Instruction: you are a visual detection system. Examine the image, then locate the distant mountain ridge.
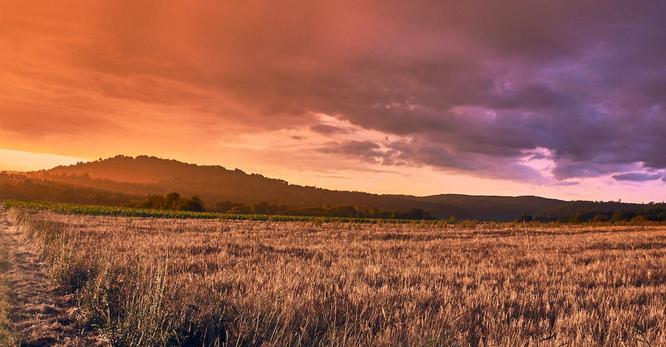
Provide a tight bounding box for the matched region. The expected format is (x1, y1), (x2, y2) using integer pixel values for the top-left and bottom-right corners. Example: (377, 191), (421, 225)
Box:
(18, 155), (664, 221)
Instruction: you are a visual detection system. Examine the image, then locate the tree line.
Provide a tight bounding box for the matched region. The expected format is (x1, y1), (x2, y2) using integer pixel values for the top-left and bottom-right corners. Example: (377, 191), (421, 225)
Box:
(126, 193), (435, 219)
(126, 193), (205, 212)
(212, 200), (434, 219)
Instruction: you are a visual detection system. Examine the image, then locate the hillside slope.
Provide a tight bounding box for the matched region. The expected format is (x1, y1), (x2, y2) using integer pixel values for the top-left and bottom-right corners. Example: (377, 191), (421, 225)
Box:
(39, 156), (470, 218)
(29, 155), (664, 221)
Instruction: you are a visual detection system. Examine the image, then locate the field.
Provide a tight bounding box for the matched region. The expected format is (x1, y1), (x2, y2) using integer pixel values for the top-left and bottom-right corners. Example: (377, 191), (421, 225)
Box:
(3, 206), (666, 346)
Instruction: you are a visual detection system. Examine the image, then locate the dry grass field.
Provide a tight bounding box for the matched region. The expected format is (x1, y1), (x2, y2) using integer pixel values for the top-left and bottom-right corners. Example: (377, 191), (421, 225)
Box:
(0, 238), (18, 346)
(5, 208), (666, 346)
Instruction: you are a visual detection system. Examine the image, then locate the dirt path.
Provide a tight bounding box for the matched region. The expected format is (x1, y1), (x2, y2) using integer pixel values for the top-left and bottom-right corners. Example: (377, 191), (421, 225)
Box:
(0, 207), (105, 346)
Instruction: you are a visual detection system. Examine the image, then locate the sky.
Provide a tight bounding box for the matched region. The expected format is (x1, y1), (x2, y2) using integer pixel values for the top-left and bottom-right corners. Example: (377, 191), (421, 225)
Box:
(1, 1), (666, 202)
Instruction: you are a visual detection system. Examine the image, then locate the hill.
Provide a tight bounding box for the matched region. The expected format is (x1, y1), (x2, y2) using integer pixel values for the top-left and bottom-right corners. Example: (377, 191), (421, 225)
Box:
(36, 155), (468, 218)
(0, 172), (138, 206)
(17, 155), (666, 221)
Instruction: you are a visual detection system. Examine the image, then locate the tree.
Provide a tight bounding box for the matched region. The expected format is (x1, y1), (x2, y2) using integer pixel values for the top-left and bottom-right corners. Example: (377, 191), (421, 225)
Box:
(215, 201), (235, 213)
(253, 201), (274, 214)
(611, 211), (623, 222)
(180, 196), (204, 212)
(165, 192), (182, 210)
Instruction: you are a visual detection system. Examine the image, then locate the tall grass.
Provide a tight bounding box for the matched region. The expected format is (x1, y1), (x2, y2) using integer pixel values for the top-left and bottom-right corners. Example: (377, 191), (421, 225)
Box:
(0, 239), (18, 346)
(8, 207), (666, 345)
(10, 208), (227, 346)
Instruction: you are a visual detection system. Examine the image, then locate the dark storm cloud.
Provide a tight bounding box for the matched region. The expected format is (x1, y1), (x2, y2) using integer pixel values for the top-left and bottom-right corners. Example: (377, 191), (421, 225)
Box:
(319, 141), (406, 166)
(322, 138), (545, 181)
(3, 1), (666, 182)
(304, 1), (666, 182)
(310, 124), (351, 136)
(613, 172), (663, 182)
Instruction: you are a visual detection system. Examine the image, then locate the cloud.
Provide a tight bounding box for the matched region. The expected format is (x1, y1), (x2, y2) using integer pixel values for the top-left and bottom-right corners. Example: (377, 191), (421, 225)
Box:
(322, 139), (546, 182)
(319, 141), (403, 166)
(310, 124), (351, 136)
(613, 172), (663, 182)
(2, 1), (666, 183)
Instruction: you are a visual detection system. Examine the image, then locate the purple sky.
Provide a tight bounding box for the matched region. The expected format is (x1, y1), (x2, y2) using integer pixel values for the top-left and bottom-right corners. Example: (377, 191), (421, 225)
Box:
(1, 1), (666, 201)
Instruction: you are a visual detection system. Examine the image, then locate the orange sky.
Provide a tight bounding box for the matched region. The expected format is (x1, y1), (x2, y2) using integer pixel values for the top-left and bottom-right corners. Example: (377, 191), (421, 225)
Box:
(2, 1), (666, 202)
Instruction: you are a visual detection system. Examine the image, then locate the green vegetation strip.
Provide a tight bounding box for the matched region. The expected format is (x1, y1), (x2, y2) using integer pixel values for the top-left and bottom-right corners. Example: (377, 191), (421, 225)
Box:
(3, 200), (422, 224)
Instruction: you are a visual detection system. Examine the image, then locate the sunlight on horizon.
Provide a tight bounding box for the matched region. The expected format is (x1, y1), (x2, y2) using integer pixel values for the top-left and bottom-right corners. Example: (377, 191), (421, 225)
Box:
(0, 148), (86, 172)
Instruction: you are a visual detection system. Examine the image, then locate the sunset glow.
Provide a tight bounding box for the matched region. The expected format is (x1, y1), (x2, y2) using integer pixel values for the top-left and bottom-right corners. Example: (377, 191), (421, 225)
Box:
(2, 1), (666, 202)
(0, 148), (84, 172)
